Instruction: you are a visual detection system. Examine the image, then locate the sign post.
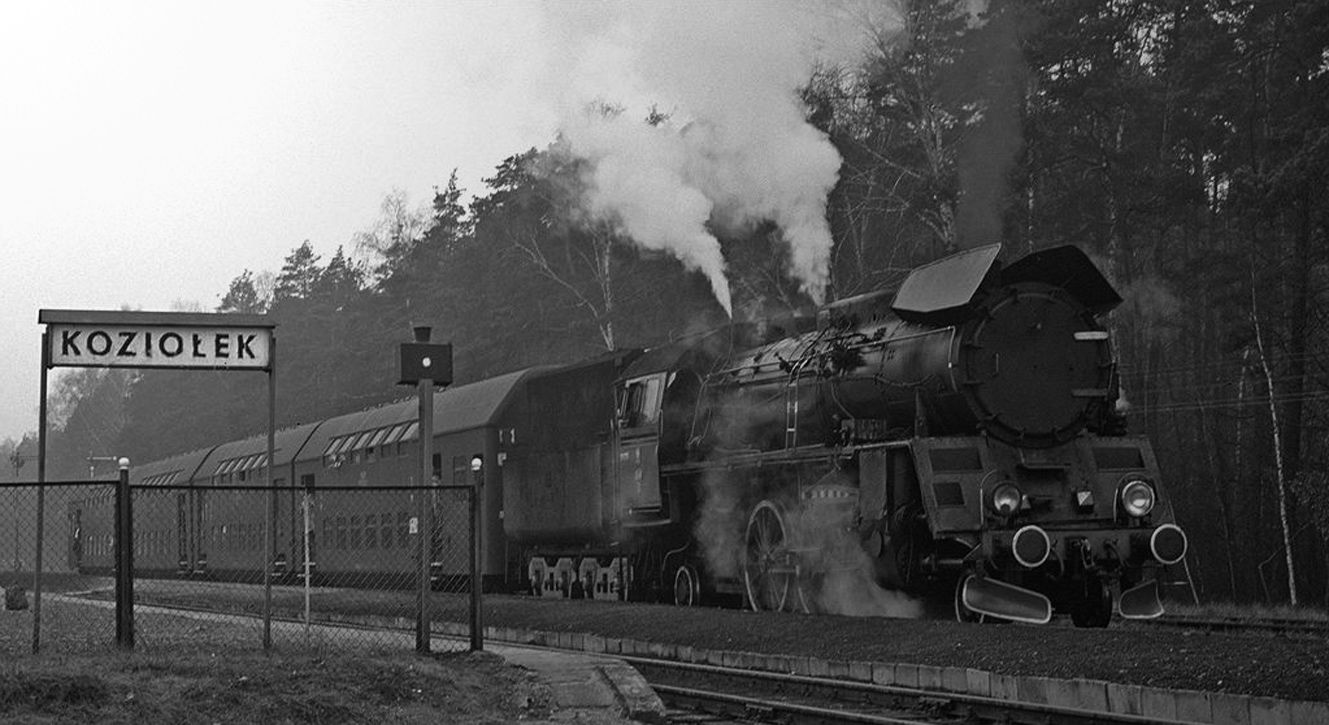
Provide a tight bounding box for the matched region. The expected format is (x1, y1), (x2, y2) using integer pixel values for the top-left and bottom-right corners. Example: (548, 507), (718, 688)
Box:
(399, 327), (451, 654)
(32, 332), (49, 655)
(36, 309), (275, 653)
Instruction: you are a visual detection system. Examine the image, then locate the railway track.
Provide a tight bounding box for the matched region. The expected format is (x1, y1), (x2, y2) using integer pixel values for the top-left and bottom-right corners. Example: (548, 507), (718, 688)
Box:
(624, 656), (1173, 725)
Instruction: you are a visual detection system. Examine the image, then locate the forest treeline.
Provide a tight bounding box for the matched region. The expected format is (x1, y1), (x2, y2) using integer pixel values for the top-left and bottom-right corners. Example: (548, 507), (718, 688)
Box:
(6, 1), (1327, 606)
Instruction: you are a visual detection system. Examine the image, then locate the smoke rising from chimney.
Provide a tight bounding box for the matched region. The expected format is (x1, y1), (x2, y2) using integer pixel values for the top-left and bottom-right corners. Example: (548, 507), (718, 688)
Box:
(535, 2), (894, 313)
(950, 2), (1029, 249)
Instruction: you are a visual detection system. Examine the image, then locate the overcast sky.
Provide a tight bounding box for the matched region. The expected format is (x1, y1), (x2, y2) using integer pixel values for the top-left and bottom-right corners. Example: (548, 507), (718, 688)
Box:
(0, 0), (884, 445)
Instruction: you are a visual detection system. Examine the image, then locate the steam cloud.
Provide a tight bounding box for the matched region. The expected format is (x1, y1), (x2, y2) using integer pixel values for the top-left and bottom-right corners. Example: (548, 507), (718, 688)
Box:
(536, 2), (891, 313)
(693, 392), (923, 619)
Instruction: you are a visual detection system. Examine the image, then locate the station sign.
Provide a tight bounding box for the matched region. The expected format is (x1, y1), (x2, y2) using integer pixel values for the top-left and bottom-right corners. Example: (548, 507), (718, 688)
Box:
(39, 309), (274, 370)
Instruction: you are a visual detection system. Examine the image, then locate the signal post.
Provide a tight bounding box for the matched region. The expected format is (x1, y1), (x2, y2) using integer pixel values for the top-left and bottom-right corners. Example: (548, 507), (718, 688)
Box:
(399, 327), (451, 654)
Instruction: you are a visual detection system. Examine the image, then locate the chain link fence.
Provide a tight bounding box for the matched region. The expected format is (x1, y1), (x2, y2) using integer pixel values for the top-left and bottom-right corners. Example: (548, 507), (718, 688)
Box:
(0, 481), (115, 654)
(0, 480), (480, 655)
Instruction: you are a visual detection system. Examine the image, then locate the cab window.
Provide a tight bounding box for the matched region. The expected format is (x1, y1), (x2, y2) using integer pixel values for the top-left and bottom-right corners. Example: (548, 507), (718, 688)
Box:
(619, 374), (664, 430)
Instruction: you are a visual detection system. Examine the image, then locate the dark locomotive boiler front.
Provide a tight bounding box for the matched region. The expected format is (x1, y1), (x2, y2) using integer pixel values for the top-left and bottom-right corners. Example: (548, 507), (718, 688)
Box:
(869, 244), (1188, 625)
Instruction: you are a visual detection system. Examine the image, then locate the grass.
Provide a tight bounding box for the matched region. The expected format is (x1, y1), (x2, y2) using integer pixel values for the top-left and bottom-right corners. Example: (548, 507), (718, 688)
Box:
(0, 649), (551, 724)
(0, 577), (555, 724)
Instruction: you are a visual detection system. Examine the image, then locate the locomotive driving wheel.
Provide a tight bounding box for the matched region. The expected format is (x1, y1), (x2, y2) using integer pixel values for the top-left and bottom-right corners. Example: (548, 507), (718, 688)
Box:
(742, 501), (808, 613)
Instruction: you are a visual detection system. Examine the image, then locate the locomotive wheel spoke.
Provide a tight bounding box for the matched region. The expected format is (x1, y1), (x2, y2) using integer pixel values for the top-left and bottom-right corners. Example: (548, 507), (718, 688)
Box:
(743, 502), (795, 612)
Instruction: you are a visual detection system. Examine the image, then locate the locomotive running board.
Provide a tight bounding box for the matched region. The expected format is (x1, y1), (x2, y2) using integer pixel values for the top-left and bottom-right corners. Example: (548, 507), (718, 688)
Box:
(961, 576), (1053, 624)
(1118, 579), (1165, 619)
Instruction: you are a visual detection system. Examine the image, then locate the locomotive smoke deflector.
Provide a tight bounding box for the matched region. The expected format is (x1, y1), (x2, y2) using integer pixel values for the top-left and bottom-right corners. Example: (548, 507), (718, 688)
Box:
(1001, 245), (1123, 315)
(891, 244), (1002, 325)
(891, 244), (1122, 325)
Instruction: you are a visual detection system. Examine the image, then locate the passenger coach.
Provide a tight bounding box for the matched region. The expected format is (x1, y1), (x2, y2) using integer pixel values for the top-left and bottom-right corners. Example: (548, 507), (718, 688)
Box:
(70, 368), (547, 592)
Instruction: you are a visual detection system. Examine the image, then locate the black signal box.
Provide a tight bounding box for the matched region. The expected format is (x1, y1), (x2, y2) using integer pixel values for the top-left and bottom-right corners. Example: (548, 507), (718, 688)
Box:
(399, 342), (452, 385)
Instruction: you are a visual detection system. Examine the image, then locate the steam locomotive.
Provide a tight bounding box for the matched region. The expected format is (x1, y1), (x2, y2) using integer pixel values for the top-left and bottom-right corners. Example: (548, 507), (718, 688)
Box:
(508, 243), (1187, 626)
(70, 243), (1186, 627)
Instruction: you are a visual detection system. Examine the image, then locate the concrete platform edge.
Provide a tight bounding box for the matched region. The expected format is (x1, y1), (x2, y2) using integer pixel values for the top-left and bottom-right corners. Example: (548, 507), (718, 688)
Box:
(485, 624), (1323, 725)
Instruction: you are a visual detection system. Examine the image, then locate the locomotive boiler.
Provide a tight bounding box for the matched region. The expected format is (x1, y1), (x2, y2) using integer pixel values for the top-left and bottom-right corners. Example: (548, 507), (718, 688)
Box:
(507, 243), (1188, 626)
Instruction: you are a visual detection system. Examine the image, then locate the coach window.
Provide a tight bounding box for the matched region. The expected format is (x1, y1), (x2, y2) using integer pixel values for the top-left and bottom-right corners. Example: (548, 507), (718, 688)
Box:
(333, 435), (357, 460)
(350, 516), (362, 549)
(347, 432), (367, 465)
(380, 512), (393, 550)
(397, 511), (410, 548)
(336, 516), (347, 550)
(398, 422), (419, 456)
(383, 423), (408, 457)
(365, 428), (388, 463)
(365, 514), (377, 549)
(323, 437), (342, 467)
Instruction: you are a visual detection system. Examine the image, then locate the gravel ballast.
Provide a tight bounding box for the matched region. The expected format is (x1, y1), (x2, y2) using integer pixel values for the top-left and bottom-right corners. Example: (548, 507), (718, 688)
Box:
(474, 595), (1329, 704)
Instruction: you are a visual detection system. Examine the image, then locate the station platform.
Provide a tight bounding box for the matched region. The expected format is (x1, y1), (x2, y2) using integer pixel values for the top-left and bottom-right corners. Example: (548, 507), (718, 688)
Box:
(491, 642), (665, 723)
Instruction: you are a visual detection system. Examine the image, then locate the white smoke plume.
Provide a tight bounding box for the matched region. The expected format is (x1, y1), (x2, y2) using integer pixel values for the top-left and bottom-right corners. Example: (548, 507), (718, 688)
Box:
(535, 2), (893, 314)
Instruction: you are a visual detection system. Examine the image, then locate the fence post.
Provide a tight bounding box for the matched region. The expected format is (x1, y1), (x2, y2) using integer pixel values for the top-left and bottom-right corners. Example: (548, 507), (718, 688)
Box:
(115, 457), (134, 649)
(470, 454), (483, 652)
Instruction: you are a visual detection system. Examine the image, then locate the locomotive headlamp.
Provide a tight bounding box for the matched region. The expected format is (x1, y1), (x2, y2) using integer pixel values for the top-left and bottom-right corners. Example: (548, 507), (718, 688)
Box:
(470, 454), (483, 472)
(989, 483), (1023, 517)
(1119, 480), (1156, 518)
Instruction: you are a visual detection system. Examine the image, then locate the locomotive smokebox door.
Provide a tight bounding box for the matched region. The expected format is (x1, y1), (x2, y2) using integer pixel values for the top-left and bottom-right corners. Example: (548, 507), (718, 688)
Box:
(399, 343), (453, 385)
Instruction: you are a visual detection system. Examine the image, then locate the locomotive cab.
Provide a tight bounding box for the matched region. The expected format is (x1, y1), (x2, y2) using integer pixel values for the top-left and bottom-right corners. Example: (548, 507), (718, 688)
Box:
(616, 372), (666, 521)
(613, 340), (720, 529)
